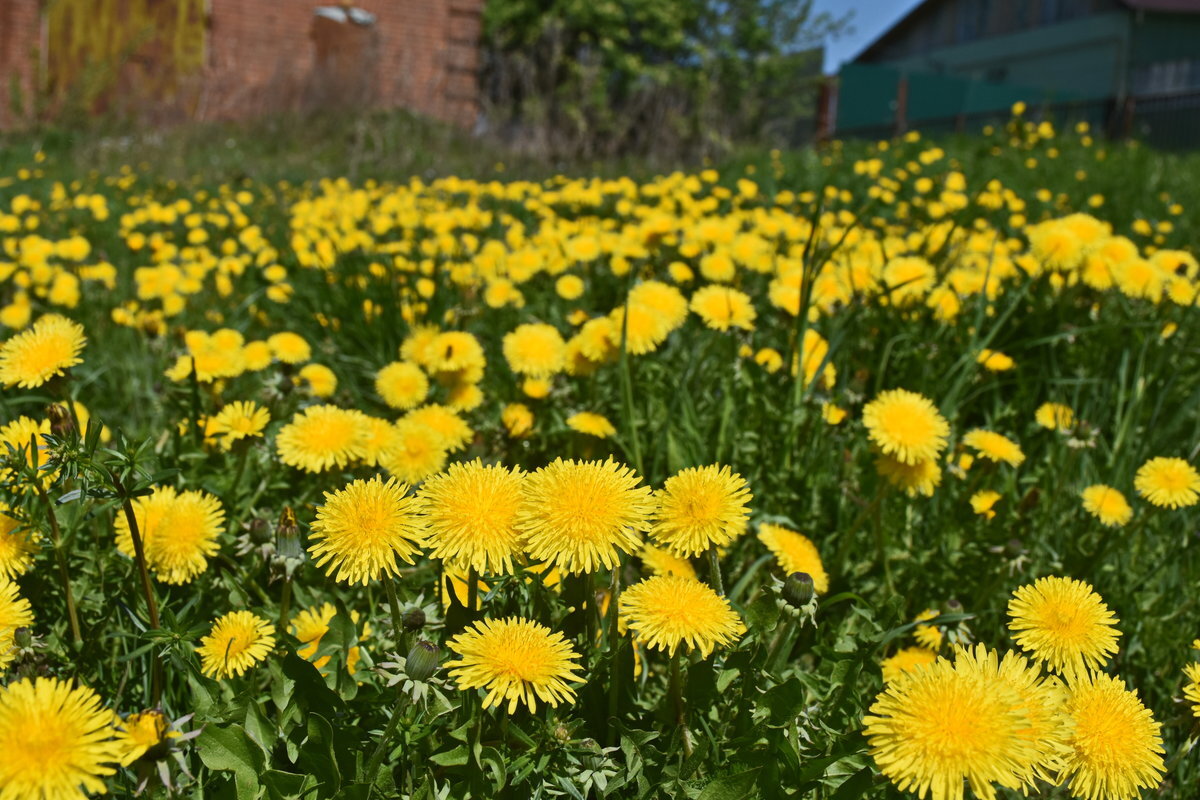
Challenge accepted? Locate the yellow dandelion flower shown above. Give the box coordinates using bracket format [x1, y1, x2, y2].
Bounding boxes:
[976, 349, 1014, 371]
[114, 710, 179, 766]
[417, 460, 524, 576]
[876, 454, 942, 497]
[864, 648, 1044, 800]
[1134, 456, 1200, 509]
[503, 323, 566, 378]
[297, 363, 337, 397]
[517, 458, 653, 575]
[566, 411, 616, 439]
[913, 609, 945, 651]
[308, 476, 426, 585]
[1080, 485, 1132, 527]
[0, 579, 34, 671]
[445, 617, 583, 713]
[0, 677, 122, 798]
[963, 429, 1025, 467]
[403, 404, 472, 452]
[649, 465, 751, 558]
[358, 416, 401, 468]
[0, 313, 87, 388]
[1008, 576, 1120, 675]
[0, 507, 37, 579]
[267, 331, 311, 364]
[501, 403, 534, 438]
[1035, 402, 1075, 431]
[881, 647, 937, 683]
[970, 489, 1002, 520]
[196, 610, 275, 679]
[638, 543, 698, 580]
[1182, 663, 1200, 719]
[757, 523, 829, 594]
[863, 389, 950, 465]
[619, 575, 746, 658]
[375, 361, 428, 410]
[608, 303, 672, 355]
[276, 405, 367, 473]
[211, 401, 270, 450]
[1058, 671, 1165, 800]
[380, 419, 449, 485]
[427, 331, 486, 378]
[114, 485, 225, 585]
[522, 376, 552, 398]
[690, 285, 756, 331]
[291, 602, 367, 674]
[0, 416, 54, 488]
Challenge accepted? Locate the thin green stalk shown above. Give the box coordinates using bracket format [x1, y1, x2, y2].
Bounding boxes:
[109, 470, 162, 705]
[228, 442, 251, 510]
[606, 564, 622, 743]
[364, 694, 407, 797]
[617, 275, 644, 476]
[707, 547, 725, 596]
[278, 578, 293, 633]
[669, 650, 694, 758]
[383, 574, 406, 649]
[467, 565, 480, 622]
[37, 485, 82, 646]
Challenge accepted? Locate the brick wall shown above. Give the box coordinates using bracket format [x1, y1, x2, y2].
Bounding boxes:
[0, 0, 41, 128]
[0, 0, 483, 129]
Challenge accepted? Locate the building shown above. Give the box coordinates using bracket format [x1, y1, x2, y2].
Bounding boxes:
[0, 0, 483, 130]
[836, 0, 1200, 144]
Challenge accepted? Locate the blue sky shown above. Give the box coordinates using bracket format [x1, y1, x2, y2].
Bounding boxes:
[813, 0, 925, 73]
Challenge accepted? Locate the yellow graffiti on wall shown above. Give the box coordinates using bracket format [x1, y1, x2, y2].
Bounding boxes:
[46, 0, 207, 105]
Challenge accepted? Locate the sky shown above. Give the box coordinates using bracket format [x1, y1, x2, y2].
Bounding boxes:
[812, 0, 925, 73]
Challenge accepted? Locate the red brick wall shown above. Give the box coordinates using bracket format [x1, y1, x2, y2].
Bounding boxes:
[0, 0, 483, 129]
[202, 0, 482, 126]
[0, 0, 41, 128]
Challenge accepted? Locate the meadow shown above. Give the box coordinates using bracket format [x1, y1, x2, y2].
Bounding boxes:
[1, 110, 1199, 799]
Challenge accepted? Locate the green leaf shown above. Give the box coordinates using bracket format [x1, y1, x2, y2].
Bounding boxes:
[760, 677, 806, 725]
[829, 766, 875, 800]
[298, 713, 341, 793]
[696, 767, 762, 800]
[745, 594, 781, 632]
[430, 744, 469, 767]
[197, 724, 267, 797]
[262, 770, 318, 800]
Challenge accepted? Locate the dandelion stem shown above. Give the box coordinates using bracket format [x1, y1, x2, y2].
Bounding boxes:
[364, 693, 407, 797]
[467, 565, 479, 621]
[37, 486, 82, 646]
[110, 469, 163, 705]
[606, 563, 622, 743]
[278, 578, 293, 633]
[669, 649, 694, 758]
[707, 547, 725, 596]
[383, 574, 406, 649]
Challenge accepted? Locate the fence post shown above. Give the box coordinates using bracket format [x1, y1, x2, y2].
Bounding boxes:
[1121, 96, 1136, 140]
[816, 77, 836, 144]
[894, 74, 908, 137]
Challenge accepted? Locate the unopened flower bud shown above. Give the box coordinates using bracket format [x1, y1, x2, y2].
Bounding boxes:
[47, 404, 74, 437]
[405, 641, 439, 682]
[402, 608, 426, 632]
[12, 627, 32, 649]
[782, 572, 815, 609]
[275, 507, 303, 559]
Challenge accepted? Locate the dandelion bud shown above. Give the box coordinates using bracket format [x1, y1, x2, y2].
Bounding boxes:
[275, 506, 303, 557]
[404, 640, 439, 682]
[402, 608, 426, 632]
[1005, 538, 1024, 558]
[782, 572, 815, 609]
[12, 627, 33, 650]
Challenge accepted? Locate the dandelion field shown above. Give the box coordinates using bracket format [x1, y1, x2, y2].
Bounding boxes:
[2, 115, 1200, 799]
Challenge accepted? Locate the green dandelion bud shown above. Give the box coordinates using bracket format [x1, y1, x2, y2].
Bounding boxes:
[782, 572, 815, 609]
[405, 640, 440, 682]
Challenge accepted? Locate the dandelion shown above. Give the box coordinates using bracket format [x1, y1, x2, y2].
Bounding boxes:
[308, 476, 426, 585]
[863, 389, 950, 465]
[619, 575, 746, 658]
[375, 361, 428, 410]
[291, 602, 368, 674]
[276, 405, 367, 473]
[403, 404, 472, 452]
[115, 710, 177, 766]
[517, 458, 653, 575]
[1080, 485, 1132, 527]
[649, 465, 752, 558]
[970, 489, 1002, 520]
[881, 647, 937, 683]
[501, 403, 534, 437]
[876, 454, 943, 497]
[0, 677, 123, 798]
[1183, 663, 1200, 719]
[1035, 402, 1075, 430]
[267, 331, 311, 363]
[196, 610, 276, 679]
[211, 401, 270, 449]
[0, 313, 87, 388]
[297, 363, 338, 397]
[445, 617, 583, 713]
[417, 460, 524, 575]
[690, 286, 756, 331]
[1058, 671, 1165, 800]
[757, 523, 829, 594]
[503, 323, 566, 378]
[1134, 456, 1200, 509]
[638, 543, 698, 580]
[976, 349, 1014, 371]
[913, 609, 944, 651]
[380, 419, 449, 485]
[1007, 576, 1120, 675]
[0, 579, 34, 671]
[566, 411, 617, 439]
[863, 647, 1045, 800]
[0, 507, 37, 579]
[963, 429, 1025, 467]
[114, 486, 225, 585]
